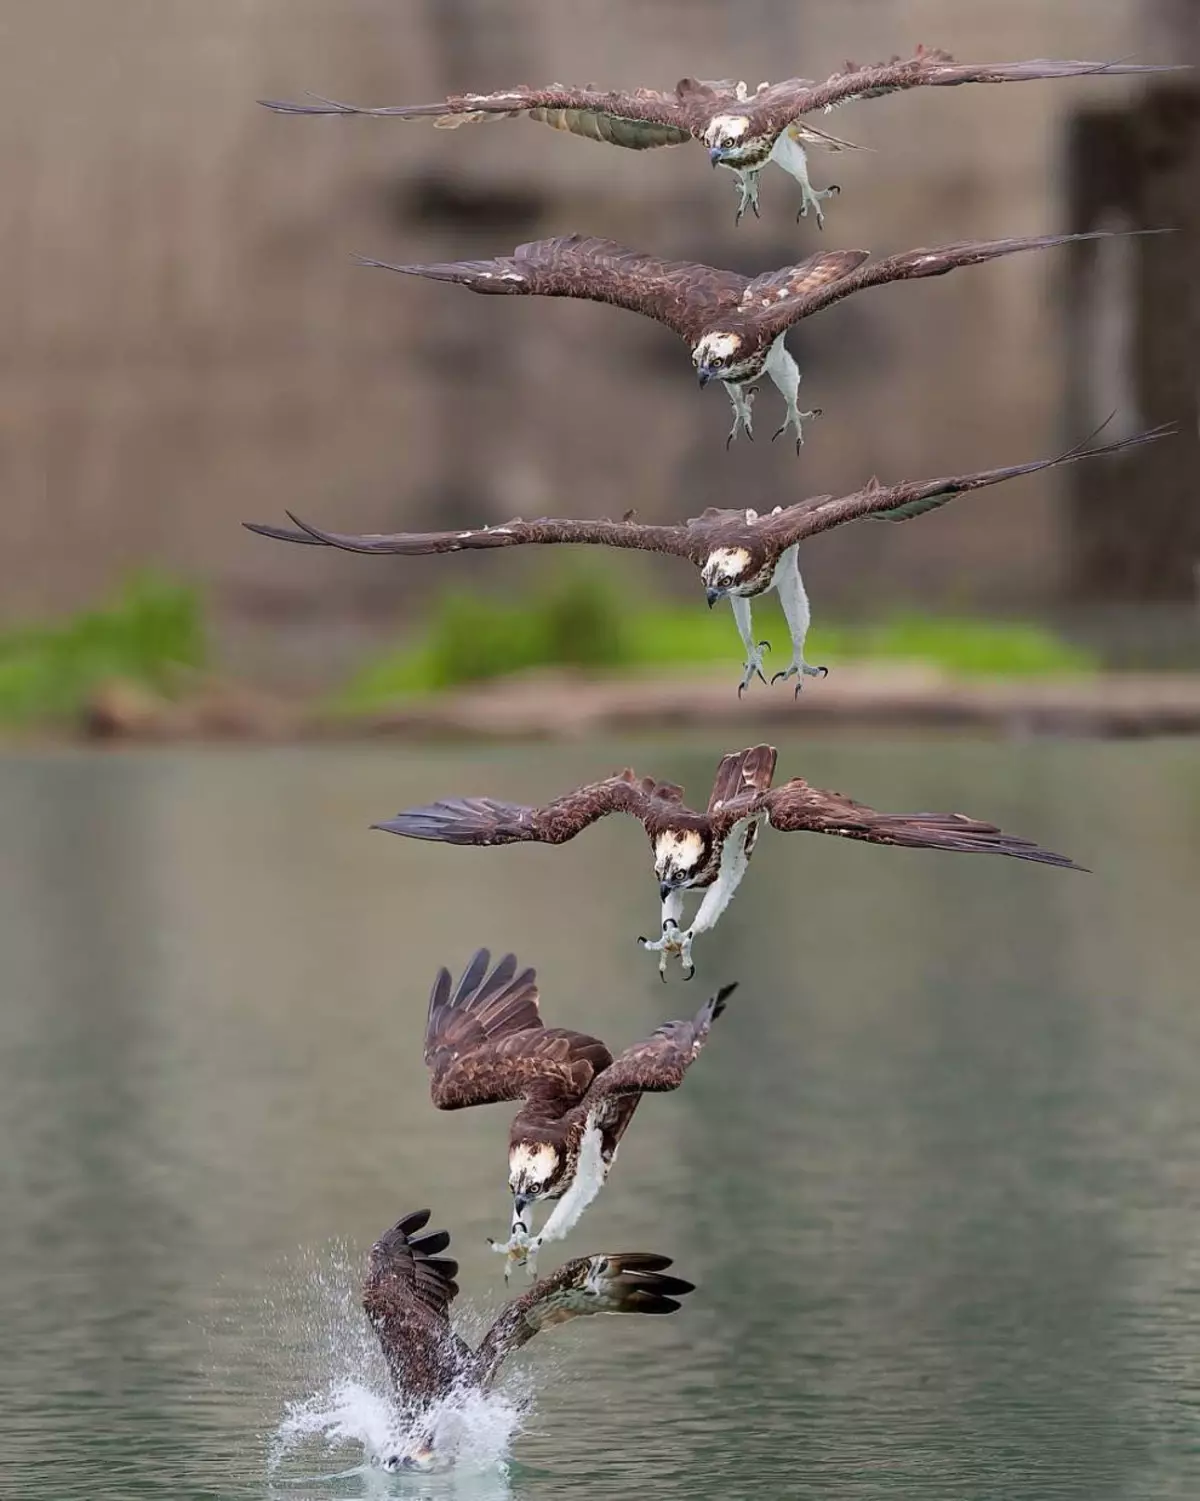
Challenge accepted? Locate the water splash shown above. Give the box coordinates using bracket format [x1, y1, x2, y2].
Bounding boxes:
[264, 1241, 532, 1486]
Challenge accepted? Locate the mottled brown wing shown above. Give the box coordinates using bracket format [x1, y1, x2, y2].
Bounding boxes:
[583, 983, 735, 1106]
[363, 1209, 460, 1322]
[761, 423, 1175, 545]
[374, 769, 689, 848]
[242, 510, 693, 557]
[362, 1210, 470, 1401]
[758, 781, 1085, 869]
[354, 236, 748, 345]
[738, 231, 1144, 342]
[734, 250, 869, 322]
[258, 80, 723, 148]
[424, 949, 611, 1113]
[474, 1252, 695, 1384]
[745, 50, 1182, 135]
[706, 745, 778, 817]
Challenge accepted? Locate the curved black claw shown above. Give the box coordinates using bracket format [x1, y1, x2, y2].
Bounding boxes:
[829, 183, 842, 195]
[737, 681, 747, 700]
[770, 669, 788, 685]
[771, 424, 786, 443]
[682, 964, 696, 982]
[752, 199, 761, 220]
[816, 665, 829, 678]
[758, 640, 771, 653]
[660, 968, 667, 984]
[636, 936, 648, 946]
[725, 430, 735, 451]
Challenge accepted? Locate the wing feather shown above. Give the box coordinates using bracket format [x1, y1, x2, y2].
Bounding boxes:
[474, 1251, 695, 1383]
[706, 745, 777, 817]
[761, 422, 1175, 544]
[585, 983, 735, 1104]
[759, 782, 1085, 868]
[748, 50, 1183, 133]
[373, 770, 688, 848]
[352, 236, 747, 344]
[423, 949, 610, 1113]
[242, 510, 692, 558]
[741, 230, 1158, 342]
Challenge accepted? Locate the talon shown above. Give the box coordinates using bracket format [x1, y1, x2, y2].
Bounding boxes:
[829, 183, 841, 195]
[817, 665, 829, 678]
[771, 670, 787, 685]
[682, 963, 695, 982]
[794, 681, 804, 699]
[772, 424, 786, 442]
[758, 640, 770, 652]
[737, 681, 747, 700]
[636, 936, 648, 946]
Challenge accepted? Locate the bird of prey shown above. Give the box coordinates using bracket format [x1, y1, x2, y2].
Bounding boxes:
[421, 949, 733, 1275]
[316, 229, 1146, 451]
[365, 1207, 694, 1472]
[245, 425, 1168, 697]
[259, 48, 1178, 230]
[377, 747, 1084, 980]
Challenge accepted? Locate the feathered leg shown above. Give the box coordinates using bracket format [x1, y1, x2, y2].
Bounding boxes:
[769, 128, 841, 229]
[764, 336, 819, 453]
[769, 545, 828, 693]
[722, 379, 756, 447]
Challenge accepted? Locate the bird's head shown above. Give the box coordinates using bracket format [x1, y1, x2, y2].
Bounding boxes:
[692, 330, 758, 387]
[703, 113, 769, 167]
[383, 1443, 440, 1474]
[700, 546, 755, 606]
[653, 827, 709, 895]
[508, 1142, 565, 1219]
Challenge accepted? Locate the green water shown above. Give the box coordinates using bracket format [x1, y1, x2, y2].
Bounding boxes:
[2, 737, 1199, 1499]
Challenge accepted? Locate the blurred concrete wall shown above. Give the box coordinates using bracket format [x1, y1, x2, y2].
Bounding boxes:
[0, 0, 1176, 681]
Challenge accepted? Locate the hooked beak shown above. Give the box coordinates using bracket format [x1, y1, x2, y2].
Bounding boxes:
[697, 366, 715, 388]
[512, 1191, 533, 1222]
[659, 881, 675, 901]
[708, 147, 724, 167]
[706, 586, 724, 608]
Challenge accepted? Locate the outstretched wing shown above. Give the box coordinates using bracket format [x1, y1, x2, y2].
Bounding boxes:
[242, 510, 692, 558]
[733, 249, 869, 321]
[424, 949, 610, 1113]
[762, 423, 1176, 544]
[747, 49, 1182, 135]
[758, 782, 1085, 869]
[374, 769, 688, 848]
[353, 235, 747, 344]
[474, 1251, 695, 1384]
[584, 983, 736, 1106]
[362, 1209, 469, 1400]
[740, 230, 1152, 342]
[258, 79, 731, 149]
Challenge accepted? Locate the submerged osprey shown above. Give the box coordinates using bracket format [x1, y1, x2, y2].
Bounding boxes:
[246, 426, 1167, 696]
[378, 747, 1085, 979]
[289, 230, 1143, 451]
[365, 1207, 694, 1471]
[260, 49, 1175, 229]
[423, 950, 732, 1274]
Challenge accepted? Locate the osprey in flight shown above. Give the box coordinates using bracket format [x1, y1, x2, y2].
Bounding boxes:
[378, 747, 1084, 979]
[331, 229, 1139, 450]
[245, 425, 1166, 696]
[365, 1207, 694, 1471]
[260, 48, 1175, 229]
[422, 949, 732, 1275]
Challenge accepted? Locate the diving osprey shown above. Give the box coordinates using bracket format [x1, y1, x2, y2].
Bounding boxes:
[245, 425, 1167, 696]
[331, 229, 1141, 450]
[378, 747, 1084, 979]
[259, 48, 1176, 229]
[422, 949, 733, 1275]
[365, 1207, 694, 1472]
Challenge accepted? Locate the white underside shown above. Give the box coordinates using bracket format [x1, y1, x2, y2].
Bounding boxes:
[535, 1117, 608, 1248]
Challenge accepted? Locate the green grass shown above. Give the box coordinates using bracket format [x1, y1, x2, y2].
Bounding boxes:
[331, 563, 1095, 712]
[0, 572, 206, 725]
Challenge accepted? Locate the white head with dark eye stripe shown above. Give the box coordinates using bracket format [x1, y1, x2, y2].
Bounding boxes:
[653, 829, 708, 891]
[703, 114, 775, 168]
[691, 331, 766, 387]
[508, 1142, 563, 1209]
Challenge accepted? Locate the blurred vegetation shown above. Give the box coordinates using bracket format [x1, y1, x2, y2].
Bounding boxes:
[0, 572, 206, 725]
[332, 561, 1095, 711]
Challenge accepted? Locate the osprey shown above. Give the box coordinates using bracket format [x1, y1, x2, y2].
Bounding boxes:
[422, 949, 733, 1274]
[364, 1207, 694, 1472]
[377, 747, 1085, 979]
[321, 229, 1144, 450]
[245, 425, 1167, 696]
[259, 48, 1176, 229]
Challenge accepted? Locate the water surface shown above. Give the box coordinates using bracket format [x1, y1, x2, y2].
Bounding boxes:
[2, 737, 1199, 1499]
